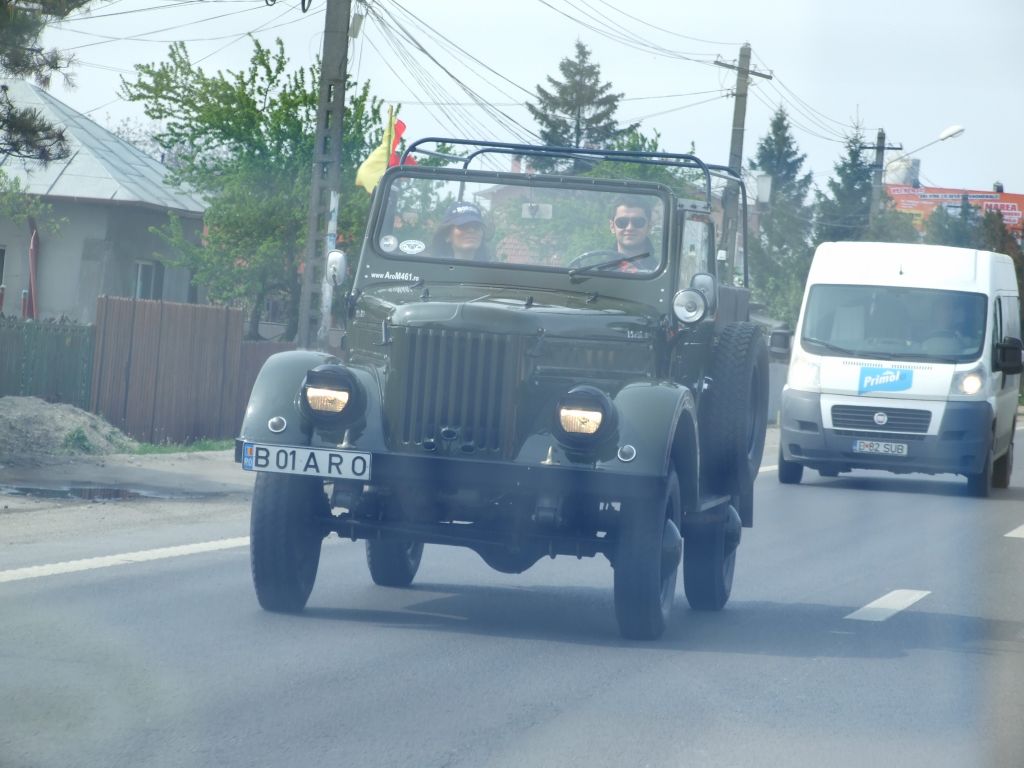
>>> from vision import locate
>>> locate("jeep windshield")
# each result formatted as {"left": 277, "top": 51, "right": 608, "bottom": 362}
{"left": 372, "top": 171, "right": 667, "bottom": 276}
{"left": 801, "top": 284, "right": 988, "bottom": 363}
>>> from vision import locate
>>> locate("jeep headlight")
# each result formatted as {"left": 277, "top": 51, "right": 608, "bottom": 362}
{"left": 559, "top": 407, "right": 603, "bottom": 434}
{"left": 553, "top": 385, "right": 617, "bottom": 447}
{"left": 300, "top": 364, "right": 363, "bottom": 428}
{"left": 787, "top": 349, "right": 821, "bottom": 392}
{"left": 950, "top": 365, "right": 987, "bottom": 398}
{"left": 305, "top": 386, "right": 350, "bottom": 413}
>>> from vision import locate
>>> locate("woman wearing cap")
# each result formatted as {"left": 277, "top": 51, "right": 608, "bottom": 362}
{"left": 431, "top": 201, "right": 490, "bottom": 261}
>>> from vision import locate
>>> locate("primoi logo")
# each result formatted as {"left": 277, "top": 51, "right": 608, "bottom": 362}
{"left": 859, "top": 367, "right": 913, "bottom": 395}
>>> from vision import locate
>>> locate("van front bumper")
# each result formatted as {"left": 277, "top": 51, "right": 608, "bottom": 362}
{"left": 779, "top": 390, "right": 992, "bottom": 476}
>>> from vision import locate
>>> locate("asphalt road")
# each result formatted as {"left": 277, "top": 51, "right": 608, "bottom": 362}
{"left": 2, "top": 428, "right": 1023, "bottom": 768}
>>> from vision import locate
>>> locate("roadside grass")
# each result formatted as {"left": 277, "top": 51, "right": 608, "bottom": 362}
{"left": 134, "top": 438, "right": 235, "bottom": 455}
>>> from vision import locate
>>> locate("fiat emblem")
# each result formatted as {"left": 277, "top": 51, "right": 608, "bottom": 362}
{"left": 873, "top": 411, "right": 888, "bottom": 426}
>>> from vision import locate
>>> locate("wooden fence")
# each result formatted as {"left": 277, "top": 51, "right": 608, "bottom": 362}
{"left": 0, "top": 317, "right": 94, "bottom": 409}
{"left": 90, "top": 296, "right": 292, "bottom": 443}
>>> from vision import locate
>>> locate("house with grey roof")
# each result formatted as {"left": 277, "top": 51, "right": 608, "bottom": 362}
{"left": 0, "top": 79, "right": 205, "bottom": 323}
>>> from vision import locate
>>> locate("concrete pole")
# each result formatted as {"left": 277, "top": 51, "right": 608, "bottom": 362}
{"left": 298, "top": 0, "right": 352, "bottom": 348}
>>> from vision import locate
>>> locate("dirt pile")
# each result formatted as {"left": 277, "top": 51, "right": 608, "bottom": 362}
{"left": 0, "top": 396, "right": 138, "bottom": 459}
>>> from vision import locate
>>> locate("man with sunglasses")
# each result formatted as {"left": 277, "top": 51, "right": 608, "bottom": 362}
{"left": 608, "top": 196, "right": 657, "bottom": 272}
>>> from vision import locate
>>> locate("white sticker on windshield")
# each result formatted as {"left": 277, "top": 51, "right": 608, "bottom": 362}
{"left": 399, "top": 239, "right": 426, "bottom": 255}
{"left": 379, "top": 235, "right": 398, "bottom": 252}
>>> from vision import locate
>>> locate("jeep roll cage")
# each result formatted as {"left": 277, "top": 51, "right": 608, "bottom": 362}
{"left": 400, "top": 137, "right": 750, "bottom": 287}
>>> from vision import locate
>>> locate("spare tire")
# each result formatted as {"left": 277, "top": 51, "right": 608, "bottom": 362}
{"left": 699, "top": 322, "right": 769, "bottom": 526}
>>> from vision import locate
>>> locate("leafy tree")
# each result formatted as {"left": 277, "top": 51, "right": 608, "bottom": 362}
{"left": 865, "top": 195, "right": 920, "bottom": 244}
{"left": 0, "top": 168, "right": 58, "bottom": 230}
{"left": 1, "top": 0, "right": 92, "bottom": 161}
{"left": 747, "top": 108, "right": 813, "bottom": 326}
{"left": 812, "top": 132, "right": 874, "bottom": 245}
{"left": 121, "top": 40, "right": 387, "bottom": 339}
{"left": 526, "top": 41, "right": 631, "bottom": 170}
{"left": 923, "top": 194, "right": 979, "bottom": 248}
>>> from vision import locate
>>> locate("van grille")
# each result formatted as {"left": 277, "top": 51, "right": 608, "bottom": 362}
{"left": 388, "top": 327, "right": 519, "bottom": 456}
{"left": 831, "top": 405, "right": 931, "bottom": 433}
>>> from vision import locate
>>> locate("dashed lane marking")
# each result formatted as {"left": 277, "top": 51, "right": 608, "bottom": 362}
{"left": 759, "top": 464, "right": 777, "bottom": 473}
{"left": 0, "top": 537, "right": 250, "bottom": 584}
{"left": 1005, "top": 525, "right": 1024, "bottom": 539}
{"left": 845, "top": 589, "right": 931, "bottom": 622}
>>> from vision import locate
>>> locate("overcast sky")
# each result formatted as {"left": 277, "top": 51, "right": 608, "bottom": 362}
{"left": 37, "top": 0, "right": 1024, "bottom": 195}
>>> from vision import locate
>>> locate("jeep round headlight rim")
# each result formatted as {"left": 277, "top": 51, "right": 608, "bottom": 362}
{"left": 672, "top": 288, "right": 707, "bottom": 325}
{"left": 300, "top": 364, "right": 364, "bottom": 428}
{"left": 553, "top": 385, "right": 617, "bottom": 447}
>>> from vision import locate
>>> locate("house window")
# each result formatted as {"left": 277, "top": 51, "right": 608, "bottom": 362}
{"left": 135, "top": 260, "right": 164, "bottom": 300}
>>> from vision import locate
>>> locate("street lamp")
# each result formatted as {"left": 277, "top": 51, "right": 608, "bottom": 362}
{"left": 885, "top": 125, "right": 965, "bottom": 173}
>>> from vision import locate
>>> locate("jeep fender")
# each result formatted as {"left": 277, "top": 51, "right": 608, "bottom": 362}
{"left": 599, "top": 382, "right": 699, "bottom": 482}
{"left": 240, "top": 350, "right": 341, "bottom": 446}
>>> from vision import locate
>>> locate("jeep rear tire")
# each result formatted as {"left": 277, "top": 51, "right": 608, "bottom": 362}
{"left": 683, "top": 504, "right": 740, "bottom": 611}
{"left": 613, "top": 470, "right": 683, "bottom": 640}
{"left": 250, "top": 473, "right": 328, "bottom": 613}
{"left": 366, "top": 539, "right": 424, "bottom": 587}
{"left": 700, "top": 322, "right": 769, "bottom": 526}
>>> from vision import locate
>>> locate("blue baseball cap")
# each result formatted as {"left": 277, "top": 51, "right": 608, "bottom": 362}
{"left": 442, "top": 201, "right": 483, "bottom": 226}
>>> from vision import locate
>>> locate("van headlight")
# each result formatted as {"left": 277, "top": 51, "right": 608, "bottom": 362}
{"left": 787, "top": 351, "right": 821, "bottom": 393}
{"left": 950, "top": 366, "right": 987, "bottom": 398}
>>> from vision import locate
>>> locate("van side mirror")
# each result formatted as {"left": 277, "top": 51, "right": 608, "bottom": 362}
{"left": 689, "top": 272, "right": 717, "bottom": 316}
{"left": 995, "top": 337, "right": 1023, "bottom": 375}
{"left": 768, "top": 329, "right": 793, "bottom": 361}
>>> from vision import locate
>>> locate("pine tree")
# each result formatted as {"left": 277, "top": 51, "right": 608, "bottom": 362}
{"left": 813, "top": 133, "right": 874, "bottom": 245}
{"left": 1, "top": 1, "right": 92, "bottom": 161}
{"left": 747, "top": 108, "right": 813, "bottom": 325}
{"left": 526, "top": 41, "right": 629, "bottom": 169}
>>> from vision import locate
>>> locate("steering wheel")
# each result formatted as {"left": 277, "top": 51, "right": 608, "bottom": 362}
{"left": 566, "top": 249, "right": 623, "bottom": 271}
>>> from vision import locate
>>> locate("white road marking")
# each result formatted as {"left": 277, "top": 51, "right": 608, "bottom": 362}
{"left": 1005, "top": 525, "right": 1024, "bottom": 539}
{"left": 845, "top": 589, "right": 931, "bottom": 621}
{"left": 759, "top": 464, "right": 777, "bottom": 473}
{"left": 0, "top": 537, "right": 249, "bottom": 584}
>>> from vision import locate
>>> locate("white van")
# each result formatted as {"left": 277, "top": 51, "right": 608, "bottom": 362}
{"left": 778, "top": 241, "right": 1023, "bottom": 496}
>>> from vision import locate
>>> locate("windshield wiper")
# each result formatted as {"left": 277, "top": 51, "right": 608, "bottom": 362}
{"left": 568, "top": 251, "right": 651, "bottom": 278}
{"left": 802, "top": 336, "right": 858, "bottom": 355}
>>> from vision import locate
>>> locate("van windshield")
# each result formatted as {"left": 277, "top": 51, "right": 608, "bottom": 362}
{"left": 801, "top": 284, "right": 987, "bottom": 363}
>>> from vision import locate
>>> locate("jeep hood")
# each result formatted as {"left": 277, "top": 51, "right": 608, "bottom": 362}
{"left": 359, "top": 283, "right": 662, "bottom": 341}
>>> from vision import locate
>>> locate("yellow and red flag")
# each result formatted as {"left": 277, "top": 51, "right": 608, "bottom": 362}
{"left": 355, "top": 108, "right": 415, "bottom": 194}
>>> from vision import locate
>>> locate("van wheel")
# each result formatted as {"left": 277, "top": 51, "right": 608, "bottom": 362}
{"left": 777, "top": 445, "right": 803, "bottom": 484}
{"left": 987, "top": 436, "right": 1011, "bottom": 489}
{"left": 250, "top": 473, "right": 328, "bottom": 612}
{"left": 967, "top": 444, "right": 993, "bottom": 498}
{"left": 613, "top": 470, "right": 682, "bottom": 640}
{"left": 700, "top": 322, "right": 769, "bottom": 526}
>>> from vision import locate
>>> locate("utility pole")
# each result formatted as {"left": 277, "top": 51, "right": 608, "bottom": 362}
{"left": 715, "top": 43, "right": 771, "bottom": 283}
{"left": 297, "top": 0, "right": 352, "bottom": 348}
{"left": 866, "top": 128, "right": 902, "bottom": 227}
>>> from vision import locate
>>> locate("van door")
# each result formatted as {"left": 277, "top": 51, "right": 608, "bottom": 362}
{"left": 992, "top": 294, "right": 1022, "bottom": 455}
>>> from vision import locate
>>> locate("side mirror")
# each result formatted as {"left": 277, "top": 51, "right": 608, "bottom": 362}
{"left": 995, "top": 337, "right": 1023, "bottom": 375}
{"left": 689, "top": 272, "right": 717, "bottom": 316}
{"left": 326, "top": 249, "right": 347, "bottom": 287}
{"left": 769, "top": 329, "right": 793, "bottom": 361}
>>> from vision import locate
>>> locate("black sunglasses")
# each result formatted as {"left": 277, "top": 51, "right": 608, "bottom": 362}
{"left": 613, "top": 216, "right": 647, "bottom": 229}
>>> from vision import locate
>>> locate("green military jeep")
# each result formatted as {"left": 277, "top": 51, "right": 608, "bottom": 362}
{"left": 237, "top": 139, "right": 768, "bottom": 640}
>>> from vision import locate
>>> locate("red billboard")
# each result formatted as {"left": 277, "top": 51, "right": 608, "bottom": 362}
{"left": 885, "top": 184, "right": 1024, "bottom": 237}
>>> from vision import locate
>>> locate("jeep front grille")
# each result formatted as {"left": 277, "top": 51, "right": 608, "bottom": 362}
{"left": 389, "top": 327, "right": 519, "bottom": 455}
{"left": 831, "top": 405, "right": 931, "bottom": 433}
